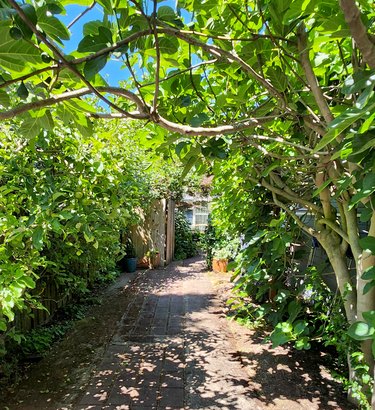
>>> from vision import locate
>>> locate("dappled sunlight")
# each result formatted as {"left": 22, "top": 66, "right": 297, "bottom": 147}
{"left": 75, "top": 257, "right": 350, "bottom": 409}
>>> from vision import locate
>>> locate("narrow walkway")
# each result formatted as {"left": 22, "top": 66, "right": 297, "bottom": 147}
{"left": 76, "top": 257, "right": 263, "bottom": 409}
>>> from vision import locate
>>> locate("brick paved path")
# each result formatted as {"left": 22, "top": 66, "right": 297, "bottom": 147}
{"left": 76, "top": 257, "right": 263, "bottom": 410}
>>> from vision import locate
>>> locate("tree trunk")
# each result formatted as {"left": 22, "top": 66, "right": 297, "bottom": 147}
{"left": 319, "top": 230, "right": 357, "bottom": 324}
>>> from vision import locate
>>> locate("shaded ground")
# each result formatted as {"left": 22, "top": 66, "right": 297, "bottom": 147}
{"left": 1, "top": 257, "right": 353, "bottom": 409}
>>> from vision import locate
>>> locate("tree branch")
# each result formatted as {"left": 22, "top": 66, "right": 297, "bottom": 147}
{"left": 297, "top": 24, "right": 334, "bottom": 124}
{"left": 340, "top": 0, "right": 375, "bottom": 68}
{"left": 261, "top": 178, "right": 322, "bottom": 214}
{"left": 8, "top": 0, "right": 132, "bottom": 118}
{"left": 316, "top": 217, "right": 350, "bottom": 244}
{"left": 0, "top": 87, "right": 149, "bottom": 120}
{"left": 159, "top": 27, "right": 287, "bottom": 107}
{"left": 67, "top": 1, "right": 96, "bottom": 29}
{"left": 245, "top": 134, "right": 327, "bottom": 154}
{"left": 0, "top": 66, "right": 60, "bottom": 89}
{"left": 271, "top": 192, "right": 318, "bottom": 238}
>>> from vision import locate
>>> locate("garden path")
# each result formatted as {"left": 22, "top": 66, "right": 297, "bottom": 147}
{"left": 2, "top": 257, "right": 352, "bottom": 409}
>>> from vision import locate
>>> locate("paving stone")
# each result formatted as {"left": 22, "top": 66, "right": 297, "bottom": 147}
{"left": 158, "top": 387, "right": 184, "bottom": 408}
{"left": 77, "top": 257, "right": 266, "bottom": 410}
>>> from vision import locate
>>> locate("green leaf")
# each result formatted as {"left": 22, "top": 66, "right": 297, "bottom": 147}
{"left": 288, "top": 300, "right": 302, "bottom": 323}
{"left": 359, "top": 111, "right": 375, "bottom": 134}
{"left": 350, "top": 173, "right": 375, "bottom": 208}
{"left": 158, "top": 36, "right": 179, "bottom": 55}
{"left": 0, "top": 37, "right": 41, "bottom": 72}
{"left": 32, "top": 226, "right": 44, "bottom": 250}
{"left": 19, "top": 113, "right": 53, "bottom": 139}
{"left": 157, "top": 6, "right": 176, "bottom": 21}
{"left": 348, "top": 321, "right": 375, "bottom": 341}
{"left": 314, "top": 102, "right": 375, "bottom": 152}
{"left": 261, "top": 161, "right": 281, "bottom": 177}
{"left": 267, "top": 66, "right": 288, "bottom": 92}
{"left": 83, "top": 54, "right": 108, "bottom": 80}
{"left": 175, "top": 141, "right": 188, "bottom": 157}
{"left": 0, "top": 89, "right": 10, "bottom": 107}
{"left": 248, "top": 230, "right": 267, "bottom": 245}
{"left": 17, "top": 82, "right": 29, "bottom": 99}
{"left": 190, "top": 113, "right": 209, "bottom": 127}
{"left": 342, "top": 71, "right": 375, "bottom": 95}
{"left": 270, "top": 322, "right": 293, "bottom": 347}
{"left": 275, "top": 289, "right": 290, "bottom": 303}
{"left": 294, "top": 320, "right": 308, "bottom": 336}
{"left": 37, "top": 12, "right": 70, "bottom": 44}
{"left": 9, "top": 26, "right": 23, "bottom": 40}
{"left": 362, "top": 266, "right": 375, "bottom": 281}
{"left": 77, "top": 27, "right": 112, "bottom": 53}
{"left": 312, "top": 178, "right": 332, "bottom": 197}
{"left": 363, "top": 281, "right": 375, "bottom": 295}
{"left": 46, "top": 2, "right": 64, "bottom": 15}
{"left": 295, "top": 337, "right": 311, "bottom": 350}
{"left": 14, "top": 4, "right": 37, "bottom": 39}
{"left": 20, "top": 276, "right": 36, "bottom": 289}
{"left": 181, "top": 155, "right": 197, "bottom": 179}
{"left": 363, "top": 311, "right": 375, "bottom": 327}
{"left": 359, "top": 236, "right": 375, "bottom": 254}
{"left": 83, "top": 224, "right": 94, "bottom": 242}
{"left": 83, "top": 20, "right": 104, "bottom": 36}
{"left": 0, "top": 319, "right": 6, "bottom": 332}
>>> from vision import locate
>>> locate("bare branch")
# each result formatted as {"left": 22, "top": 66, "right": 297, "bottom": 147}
{"left": 340, "top": 0, "right": 375, "bottom": 68}
{"left": 245, "top": 140, "right": 309, "bottom": 161}
{"left": 303, "top": 117, "right": 326, "bottom": 137}
{"left": 67, "top": 1, "right": 96, "bottom": 29}
{"left": 93, "top": 111, "right": 278, "bottom": 135}
{"left": 154, "top": 113, "right": 278, "bottom": 136}
{"left": 151, "top": 12, "right": 160, "bottom": 113}
{"left": 174, "top": 28, "right": 296, "bottom": 44}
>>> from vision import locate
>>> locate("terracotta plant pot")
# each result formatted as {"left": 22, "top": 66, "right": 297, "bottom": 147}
{"left": 212, "top": 258, "right": 228, "bottom": 273}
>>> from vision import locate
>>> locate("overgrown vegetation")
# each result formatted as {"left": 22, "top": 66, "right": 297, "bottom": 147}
{"left": 1, "top": 0, "right": 375, "bottom": 406}
{"left": 0, "top": 119, "right": 190, "bottom": 375}
{"left": 210, "top": 159, "right": 373, "bottom": 407}
{"left": 174, "top": 210, "right": 198, "bottom": 260}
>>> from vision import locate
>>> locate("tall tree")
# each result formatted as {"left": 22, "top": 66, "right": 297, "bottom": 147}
{"left": 0, "top": 0, "right": 374, "bottom": 403}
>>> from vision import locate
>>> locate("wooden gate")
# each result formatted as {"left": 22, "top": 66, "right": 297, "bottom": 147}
{"left": 131, "top": 199, "right": 175, "bottom": 266}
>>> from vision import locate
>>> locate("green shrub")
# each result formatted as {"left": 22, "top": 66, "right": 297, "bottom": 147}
{"left": 174, "top": 210, "right": 198, "bottom": 260}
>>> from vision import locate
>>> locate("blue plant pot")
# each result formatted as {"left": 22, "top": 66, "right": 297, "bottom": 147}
{"left": 123, "top": 257, "right": 137, "bottom": 273}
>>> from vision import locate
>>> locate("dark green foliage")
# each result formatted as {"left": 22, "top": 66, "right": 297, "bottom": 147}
{"left": 202, "top": 218, "right": 216, "bottom": 269}
{"left": 174, "top": 210, "right": 198, "bottom": 260}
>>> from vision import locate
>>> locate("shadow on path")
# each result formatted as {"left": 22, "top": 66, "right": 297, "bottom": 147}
{"left": 77, "top": 257, "right": 351, "bottom": 410}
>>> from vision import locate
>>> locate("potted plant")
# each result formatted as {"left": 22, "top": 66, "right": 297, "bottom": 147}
{"left": 211, "top": 238, "right": 239, "bottom": 273}
{"left": 212, "top": 247, "right": 231, "bottom": 272}
{"left": 121, "top": 237, "right": 137, "bottom": 273}
{"left": 146, "top": 248, "right": 160, "bottom": 269}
